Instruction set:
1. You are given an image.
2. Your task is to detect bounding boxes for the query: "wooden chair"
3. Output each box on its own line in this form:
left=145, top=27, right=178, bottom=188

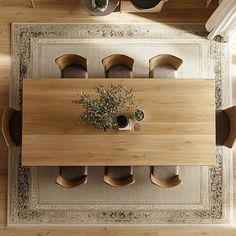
left=1, top=107, right=22, bottom=148
left=102, top=54, right=134, bottom=78
left=55, top=54, right=88, bottom=78
left=149, top=54, right=183, bottom=188
left=55, top=166, right=88, bottom=188
left=216, top=106, right=236, bottom=148
left=149, top=54, right=183, bottom=78
left=103, top=166, right=135, bottom=187
left=150, top=166, right=182, bottom=188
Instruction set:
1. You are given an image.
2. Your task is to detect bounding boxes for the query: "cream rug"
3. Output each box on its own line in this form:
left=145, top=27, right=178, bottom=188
left=8, top=23, right=232, bottom=226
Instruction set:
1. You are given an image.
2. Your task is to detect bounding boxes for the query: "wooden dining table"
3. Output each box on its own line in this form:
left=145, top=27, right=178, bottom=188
left=22, top=78, right=215, bottom=166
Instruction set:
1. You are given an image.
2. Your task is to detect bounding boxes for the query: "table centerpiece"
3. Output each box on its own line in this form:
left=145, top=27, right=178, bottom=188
left=73, top=83, right=144, bottom=132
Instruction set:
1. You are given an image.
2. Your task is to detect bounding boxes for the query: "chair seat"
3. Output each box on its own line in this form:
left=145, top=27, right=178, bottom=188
left=152, top=166, right=178, bottom=180
left=59, top=166, right=87, bottom=180
left=107, top=64, right=132, bottom=78
left=56, top=166, right=88, bottom=188
left=150, top=64, right=177, bottom=78
left=62, top=65, right=88, bottom=78
left=9, top=111, right=22, bottom=146
left=216, top=110, right=230, bottom=146
left=105, top=166, right=132, bottom=180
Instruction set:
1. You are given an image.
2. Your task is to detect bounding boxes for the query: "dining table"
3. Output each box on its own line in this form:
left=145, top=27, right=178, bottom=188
left=22, top=78, right=215, bottom=166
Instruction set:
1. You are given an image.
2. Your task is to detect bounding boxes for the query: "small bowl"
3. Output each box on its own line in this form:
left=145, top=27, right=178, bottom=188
left=134, top=109, right=144, bottom=121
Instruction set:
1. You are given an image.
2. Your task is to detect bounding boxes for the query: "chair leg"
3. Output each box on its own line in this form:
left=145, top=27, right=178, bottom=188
left=29, top=0, right=35, bottom=8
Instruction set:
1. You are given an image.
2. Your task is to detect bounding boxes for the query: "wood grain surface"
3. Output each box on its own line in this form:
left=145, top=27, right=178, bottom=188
left=22, top=78, right=215, bottom=166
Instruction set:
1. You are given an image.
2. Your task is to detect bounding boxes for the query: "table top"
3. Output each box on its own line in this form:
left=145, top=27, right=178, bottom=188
left=22, top=78, right=215, bottom=166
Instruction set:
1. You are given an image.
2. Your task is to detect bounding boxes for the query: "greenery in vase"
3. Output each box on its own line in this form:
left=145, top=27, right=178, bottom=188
left=73, top=83, right=136, bottom=131
left=134, top=109, right=144, bottom=121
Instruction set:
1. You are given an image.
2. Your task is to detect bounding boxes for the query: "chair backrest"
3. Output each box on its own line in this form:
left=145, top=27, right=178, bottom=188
left=1, top=107, right=22, bottom=148
left=222, top=106, right=236, bottom=148
left=55, top=54, right=88, bottom=72
left=149, top=54, right=183, bottom=78
left=102, top=54, right=134, bottom=74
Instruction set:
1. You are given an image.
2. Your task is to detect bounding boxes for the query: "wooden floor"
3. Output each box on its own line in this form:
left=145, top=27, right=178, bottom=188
left=1, top=0, right=236, bottom=235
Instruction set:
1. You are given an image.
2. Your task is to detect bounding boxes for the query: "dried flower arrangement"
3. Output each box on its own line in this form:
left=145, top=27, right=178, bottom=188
left=73, top=83, right=142, bottom=132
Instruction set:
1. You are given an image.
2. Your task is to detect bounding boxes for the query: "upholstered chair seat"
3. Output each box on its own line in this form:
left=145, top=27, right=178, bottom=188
left=106, top=166, right=132, bottom=179
left=150, top=64, right=177, bottom=78
left=9, top=111, right=22, bottom=146
left=56, top=166, right=88, bottom=188
left=62, top=65, right=88, bottom=78
left=107, top=64, right=132, bottom=78
left=216, top=106, right=236, bottom=148
left=150, top=166, right=181, bottom=188
left=2, top=107, right=22, bottom=147
left=55, top=54, right=88, bottom=79
left=216, top=110, right=230, bottom=146
left=104, top=166, right=135, bottom=187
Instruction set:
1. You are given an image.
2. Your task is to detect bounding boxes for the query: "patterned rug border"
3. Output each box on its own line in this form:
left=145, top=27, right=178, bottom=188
left=8, top=23, right=233, bottom=226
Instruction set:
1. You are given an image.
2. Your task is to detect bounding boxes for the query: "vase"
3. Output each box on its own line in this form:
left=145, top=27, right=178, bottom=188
left=116, top=115, right=129, bottom=128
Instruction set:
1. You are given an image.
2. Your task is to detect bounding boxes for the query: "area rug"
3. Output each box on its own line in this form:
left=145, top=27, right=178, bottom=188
left=8, top=23, right=232, bottom=226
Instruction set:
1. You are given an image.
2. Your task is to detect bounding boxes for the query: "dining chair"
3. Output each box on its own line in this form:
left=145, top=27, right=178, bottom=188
left=149, top=54, right=183, bottom=78
left=216, top=106, right=236, bottom=148
left=102, top=54, right=134, bottom=78
left=150, top=166, right=182, bottom=188
left=1, top=107, right=22, bottom=147
left=55, top=166, right=88, bottom=188
left=55, top=54, right=88, bottom=78
left=103, top=166, right=135, bottom=187
left=149, top=54, right=183, bottom=188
